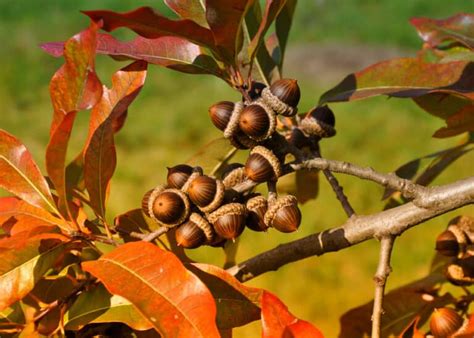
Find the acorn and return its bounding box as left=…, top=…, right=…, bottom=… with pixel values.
left=429, top=307, right=464, bottom=337
left=187, top=175, right=225, bottom=213
left=300, top=105, right=336, bottom=138
left=167, top=164, right=194, bottom=189
left=208, top=101, right=245, bottom=139
left=141, top=189, right=154, bottom=218
left=286, top=127, right=310, bottom=149
left=261, top=78, right=300, bottom=116
left=175, top=213, right=214, bottom=249
left=208, top=203, right=247, bottom=240
left=246, top=195, right=268, bottom=232
left=435, top=230, right=460, bottom=257
left=238, top=103, right=276, bottom=141
left=228, top=131, right=258, bottom=149
left=245, top=146, right=281, bottom=183
left=144, top=186, right=190, bottom=227
left=264, top=195, right=301, bottom=233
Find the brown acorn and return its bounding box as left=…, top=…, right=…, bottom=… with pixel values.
left=144, top=186, right=190, bottom=227
left=209, top=101, right=235, bottom=131
left=436, top=230, right=460, bottom=257
left=300, top=105, right=336, bottom=138
left=175, top=221, right=206, bottom=249
left=175, top=213, right=214, bottom=249
left=264, top=195, right=301, bottom=233
left=187, top=175, right=225, bottom=213
left=208, top=203, right=247, bottom=240
left=246, top=195, right=268, bottom=232
left=238, top=103, right=275, bottom=141
left=429, top=307, right=464, bottom=337
left=261, top=78, right=300, bottom=116
left=245, top=146, right=281, bottom=183
left=167, top=164, right=194, bottom=189
left=228, top=131, right=258, bottom=149
left=286, top=127, right=310, bottom=149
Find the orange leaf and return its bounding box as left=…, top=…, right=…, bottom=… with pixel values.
left=82, top=242, right=220, bottom=338
left=84, top=61, right=147, bottom=217
left=261, top=291, right=324, bottom=338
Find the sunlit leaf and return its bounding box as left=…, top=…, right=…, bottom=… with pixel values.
left=84, top=61, right=147, bottom=218
left=46, top=21, right=102, bottom=220
left=410, top=14, right=474, bottom=50
left=0, top=197, right=65, bottom=232
left=319, top=58, right=474, bottom=105
left=82, top=241, right=220, bottom=337
left=41, top=34, right=226, bottom=80
left=83, top=7, right=216, bottom=52
left=164, top=0, right=208, bottom=27
left=339, top=272, right=454, bottom=337
left=0, top=130, right=56, bottom=213
left=261, top=291, right=324, bottom=338
left=114, top=208, right=160, bottom=242
left=64, top=284, right=153, bottom=331
left=189, top=263, right=262, bottom=330
left=0, top=232, right=69, bottom=311
left=186, top=137, right=237, bottom=174
left=205, top=0, right=254, bottom=64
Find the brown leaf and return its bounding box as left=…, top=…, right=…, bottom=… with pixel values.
left=46, top=21, right=102, bottom=220
left=82, top=241, right=220, bottom=337
left=189, top=263, right=262, bottom=329
left=0, top=232, right=69, bottom=311
left=114, top=208, right=159, bottom=242
left=319, top=58, right=474, bottom=105
left=433, top=104, right=474, bottom=137
left=0, top=130, right=56, bottom=213
left=397, top=316, right=425, bottom=338
left=83, top=7, right=216, bottom=52
left=84, top=61, right=147, bottom=218
left=410, top=14, right=474, bottom=50
left=261, top=291, right=324, bottom=338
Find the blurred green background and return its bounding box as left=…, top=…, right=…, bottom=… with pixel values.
left=1, top=1, right=473, bottom=337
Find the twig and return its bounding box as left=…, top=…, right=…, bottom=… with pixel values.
left=115, top=226, right=149, bottom=240
left=313, top=149, right=355, bottom=217
left=227, top=176, right=474, bottom=282
left=142, top=227, right=169, bottom=242
left=267, top=180, right=278, bottom=204
left=371, top=236, right=395, bottom=338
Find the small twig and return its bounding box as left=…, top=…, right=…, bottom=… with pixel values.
left=371, top=236, right=395, bottom=338
left=142, top=227, right=169, bottom=242
left=267, top=180, right=278, bottom=204
left=115, top=226, right=149, bottom=240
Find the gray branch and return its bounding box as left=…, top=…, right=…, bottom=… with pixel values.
left=227, top=176, right=474, bottom=282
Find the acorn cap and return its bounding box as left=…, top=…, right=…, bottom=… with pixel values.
left=429, top=307, right=464, bottom=337
left=148, top=187, right=190, bottom=228
left=208, top=203, right=247, bottom=240
left=189, top=212, right=214, bottom=242
left=175, top=220, right=207, bottom=249
left=180, top=168, right=204, bottom=193
left=261, top=79, right=300, bottom=116
left=435, top=230, right=459, bottom=257
left=238, top=102, right=276, bottom=141
left=228, top=132, right=258, bottom=149
left=222, top=166, right=247, bottom=189
left=167, top=164, right=194, bottom=189
left=209, top=101, right=235, bottom=131
left=141, top=189, right=155, bottom=218
left=245, top=146, right=281, bottom=183
left=246, top=195, right=268, bottom=232
left=300, top=106, right=336, bottom=138
left=223, top=101, right=245, bottom=139
left=446, top=257, right=474, bottom=286
left=187, top=175, right=225, bottom=213
left=264, top=195, right=301, bottom=233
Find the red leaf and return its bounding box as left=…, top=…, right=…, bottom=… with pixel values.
left=47, top=21, right=102, bottom=220
left=205, top=0, right=254, bottom=63
left=164, top=0, right=208, bottom=27
left=261, top=291, right=324, bottom=338
left=82, top=242, right=220, bottom=338
left=0, top=197, right=66, bottom=234
left=410, top=14, right=474, bottom=49
left=84, top=61, right=147, bottom=218
left=83, top=7, right=216, bottom=52
left=189, top=263, right=263, bottom=329
left=319, top=58, right=474, bottom=105
left=41, top=34, right=226, bottom=79
left=433, top=104, right=474, bottom=137
left=0, top=232, right=69, bottom=311
left=0, top=130, right=56, bottom=212
left=248, top=0, right=287, bottom=60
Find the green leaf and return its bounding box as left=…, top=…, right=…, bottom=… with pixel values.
left=82, top=242, right=220, bottom=337
left=0, top=232, right=69, bottom=311
left=64, top=284, right=153, bottom=331
left=0, top=130, right=57, bottom=214
left=164, top=0, right=208, bottom=27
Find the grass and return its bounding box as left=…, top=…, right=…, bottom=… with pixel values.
left=1, top=1, right=474, bottom=337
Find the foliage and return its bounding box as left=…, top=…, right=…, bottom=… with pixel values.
left=1, top=1, right=474, bottom=337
